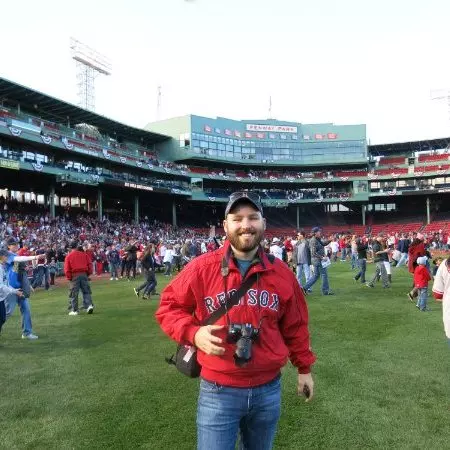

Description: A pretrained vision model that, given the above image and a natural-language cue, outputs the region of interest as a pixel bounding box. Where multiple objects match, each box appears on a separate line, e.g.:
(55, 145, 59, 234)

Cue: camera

(227, 323, 260, 367)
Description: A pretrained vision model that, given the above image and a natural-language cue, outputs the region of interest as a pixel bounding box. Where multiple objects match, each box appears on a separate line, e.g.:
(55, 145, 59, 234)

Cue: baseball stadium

(1, 73, 449, 449)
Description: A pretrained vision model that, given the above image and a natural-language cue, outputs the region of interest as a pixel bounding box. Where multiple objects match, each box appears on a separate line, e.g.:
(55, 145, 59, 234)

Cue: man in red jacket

(64, 241, 94, 315)
(156, 191, 316, 450)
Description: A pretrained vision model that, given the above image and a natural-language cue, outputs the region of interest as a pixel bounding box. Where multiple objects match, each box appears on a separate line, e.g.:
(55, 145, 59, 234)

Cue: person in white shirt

(201, 241, 207, 254)
(330, 239, 339, 262)
(269, 238, 283, 260)
(163, 244, 174, 276)
(432, 258, 450, 344)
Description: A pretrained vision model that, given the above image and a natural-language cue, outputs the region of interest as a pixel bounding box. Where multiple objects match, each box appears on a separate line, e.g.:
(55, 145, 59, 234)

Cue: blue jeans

(396, 253, 408, 268)
(417, 287, 428, 311)
(110, 262, 119, 278)
(350, 253, 358, 270)
(304, 262, 330, 294)
(197, 375, 281, 450)
(296, 263, 310, 286)
(5, 294, 33, 335)
(0, 301, 6, 333)
(354, 258, 366, 283)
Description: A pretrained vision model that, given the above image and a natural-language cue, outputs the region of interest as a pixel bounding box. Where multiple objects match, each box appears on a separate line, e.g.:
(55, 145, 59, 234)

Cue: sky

(1, 0, 450, 144)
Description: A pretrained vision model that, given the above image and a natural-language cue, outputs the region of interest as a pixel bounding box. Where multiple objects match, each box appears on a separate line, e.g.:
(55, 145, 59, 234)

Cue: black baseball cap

(225, 191, 263, 217)
(312, 227, 321, 234)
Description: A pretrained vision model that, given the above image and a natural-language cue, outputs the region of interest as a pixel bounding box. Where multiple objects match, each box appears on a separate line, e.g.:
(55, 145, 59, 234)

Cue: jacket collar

(221, 240, 273, 274)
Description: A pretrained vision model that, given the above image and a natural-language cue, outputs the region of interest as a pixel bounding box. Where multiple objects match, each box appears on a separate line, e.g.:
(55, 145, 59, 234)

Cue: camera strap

(202, 272, 258, 326)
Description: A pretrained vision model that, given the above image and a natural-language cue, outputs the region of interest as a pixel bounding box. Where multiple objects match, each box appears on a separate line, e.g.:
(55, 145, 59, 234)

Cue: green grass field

(1, 263, 449, 450)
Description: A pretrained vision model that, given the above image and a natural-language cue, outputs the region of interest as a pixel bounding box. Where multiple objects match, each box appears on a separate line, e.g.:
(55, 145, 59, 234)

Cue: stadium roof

(0, 77, 169, 145)
(369, 136, 450, 154)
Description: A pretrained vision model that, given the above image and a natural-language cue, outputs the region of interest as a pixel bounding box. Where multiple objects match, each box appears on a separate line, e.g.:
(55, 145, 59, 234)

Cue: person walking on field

(303, 227, 334, 295)
(156, 191, 315, 450)
(366, 234, 390, 289)
(64, 241, 94, 316)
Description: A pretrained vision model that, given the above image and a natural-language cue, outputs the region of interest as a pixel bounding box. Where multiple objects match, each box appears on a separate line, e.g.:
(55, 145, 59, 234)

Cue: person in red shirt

(156, 191, 315, 450)
(413, 256, 432, 311)
(64, 241, 94, 315)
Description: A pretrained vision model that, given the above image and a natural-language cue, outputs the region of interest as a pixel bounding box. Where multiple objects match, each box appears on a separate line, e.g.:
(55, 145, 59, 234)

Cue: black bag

(166, 273, 258, 378)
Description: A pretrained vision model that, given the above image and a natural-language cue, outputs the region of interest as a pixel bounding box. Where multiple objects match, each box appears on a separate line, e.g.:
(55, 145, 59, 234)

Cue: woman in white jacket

(432, 258, 450, 343)
(0, 249, 24, 336)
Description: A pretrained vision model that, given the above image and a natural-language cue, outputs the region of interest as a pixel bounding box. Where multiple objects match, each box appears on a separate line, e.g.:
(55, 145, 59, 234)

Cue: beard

(227, 228, 264, 254)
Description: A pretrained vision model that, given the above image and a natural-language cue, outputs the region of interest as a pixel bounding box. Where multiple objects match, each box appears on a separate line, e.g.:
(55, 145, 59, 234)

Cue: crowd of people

(0, 205, 448, 339)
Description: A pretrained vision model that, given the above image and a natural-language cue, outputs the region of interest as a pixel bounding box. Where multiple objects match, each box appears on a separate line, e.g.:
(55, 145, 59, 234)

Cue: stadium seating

(422, 220, 449, 234)
(379, 156, 406, 166)
(418, 153, 449, 163)
(374, 168, 409, 176)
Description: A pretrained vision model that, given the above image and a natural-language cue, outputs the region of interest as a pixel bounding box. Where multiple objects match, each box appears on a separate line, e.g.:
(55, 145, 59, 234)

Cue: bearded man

(155, 191, 315, 450)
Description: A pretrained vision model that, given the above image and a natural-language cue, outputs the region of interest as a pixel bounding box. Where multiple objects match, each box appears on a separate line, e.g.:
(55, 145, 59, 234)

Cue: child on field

(48, 258, 57, 285)
(414, 256, 432, 311)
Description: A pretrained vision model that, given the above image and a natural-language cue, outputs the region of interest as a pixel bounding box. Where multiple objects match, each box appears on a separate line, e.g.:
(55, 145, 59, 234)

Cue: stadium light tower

(70, 37, 112, 111)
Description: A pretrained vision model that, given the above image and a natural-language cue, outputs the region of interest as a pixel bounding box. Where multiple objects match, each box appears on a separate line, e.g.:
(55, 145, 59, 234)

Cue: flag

(327, 133, 337, 139)
(204, 125, 212, 132)
(292, 134, 298, 140)
(256, 132, 265, 139)
(303, 135, 310, 140)
(245, 132, 252, 138)
(8, 126, 22, 137)
(215, 127, 221, 134)
(234, 130, 241, 137)
(315, 134, 323, 140)
(41, 135, 52, 145)
(269, 133, 276, 139)
(225, 129, 232, 136)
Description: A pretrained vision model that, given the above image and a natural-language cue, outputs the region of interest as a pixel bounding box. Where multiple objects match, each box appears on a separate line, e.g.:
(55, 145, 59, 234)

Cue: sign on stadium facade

(0, 158, 20, 170)
(245, 124, 298, 133)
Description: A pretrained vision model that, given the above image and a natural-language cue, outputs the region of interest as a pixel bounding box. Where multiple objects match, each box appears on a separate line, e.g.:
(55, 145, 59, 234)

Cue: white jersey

(269, 244, 283, 260)
(432, 259, 450, 339)
(330, 242, 339, 253)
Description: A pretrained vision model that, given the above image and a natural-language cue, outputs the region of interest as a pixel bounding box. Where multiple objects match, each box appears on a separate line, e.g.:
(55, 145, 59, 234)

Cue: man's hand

(194, 325, 225, 356)
(297, 372, 314, 402)
(15, 288, 24, 297)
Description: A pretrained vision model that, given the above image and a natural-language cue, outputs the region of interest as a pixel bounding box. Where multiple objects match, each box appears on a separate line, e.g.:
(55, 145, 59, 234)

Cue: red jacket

(414, 265, 431, 288)
(64, 250, 93, 280)
(155, 241, 316, 387)
(408, 241, 426, 274)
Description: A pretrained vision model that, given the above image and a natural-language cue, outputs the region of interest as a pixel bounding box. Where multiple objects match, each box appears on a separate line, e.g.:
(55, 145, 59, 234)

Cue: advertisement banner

(0, 158, 20, 170)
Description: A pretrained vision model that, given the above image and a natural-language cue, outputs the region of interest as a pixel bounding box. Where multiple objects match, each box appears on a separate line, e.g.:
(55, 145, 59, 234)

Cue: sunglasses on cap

(228, 191, 261, 203)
